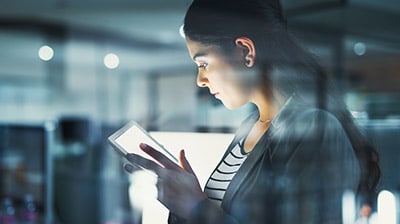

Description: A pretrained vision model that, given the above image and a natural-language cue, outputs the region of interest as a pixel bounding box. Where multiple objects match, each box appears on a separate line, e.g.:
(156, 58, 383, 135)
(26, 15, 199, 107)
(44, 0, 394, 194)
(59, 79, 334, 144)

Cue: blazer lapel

(220, 95, 296, 210)
(221, 129, 272, 210)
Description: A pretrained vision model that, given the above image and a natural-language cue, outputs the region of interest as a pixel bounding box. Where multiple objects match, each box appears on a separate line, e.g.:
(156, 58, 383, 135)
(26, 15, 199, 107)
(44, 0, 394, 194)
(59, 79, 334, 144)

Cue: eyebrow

(192, 52, 208, 61)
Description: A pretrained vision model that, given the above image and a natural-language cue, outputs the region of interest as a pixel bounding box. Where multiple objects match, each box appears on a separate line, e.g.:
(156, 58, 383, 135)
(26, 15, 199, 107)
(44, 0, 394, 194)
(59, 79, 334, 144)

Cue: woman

(124, 0, 380, 223)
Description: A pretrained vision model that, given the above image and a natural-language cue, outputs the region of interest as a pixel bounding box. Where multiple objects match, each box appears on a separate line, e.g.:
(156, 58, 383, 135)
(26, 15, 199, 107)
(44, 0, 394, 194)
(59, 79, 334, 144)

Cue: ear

(235, 37, 256, 67)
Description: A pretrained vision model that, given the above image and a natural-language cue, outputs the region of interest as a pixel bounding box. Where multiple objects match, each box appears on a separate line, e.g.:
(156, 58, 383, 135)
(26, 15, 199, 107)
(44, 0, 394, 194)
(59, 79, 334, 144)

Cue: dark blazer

(169, 98, 361, 224)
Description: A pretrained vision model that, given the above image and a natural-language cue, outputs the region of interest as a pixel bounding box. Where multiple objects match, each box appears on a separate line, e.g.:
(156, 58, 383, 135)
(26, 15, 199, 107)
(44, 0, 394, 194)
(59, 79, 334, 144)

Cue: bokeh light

(377, 190, 397, 224)
(353, 42, 367, 56)
(38, 45, 54, 61)
(104, 53, 120, 69)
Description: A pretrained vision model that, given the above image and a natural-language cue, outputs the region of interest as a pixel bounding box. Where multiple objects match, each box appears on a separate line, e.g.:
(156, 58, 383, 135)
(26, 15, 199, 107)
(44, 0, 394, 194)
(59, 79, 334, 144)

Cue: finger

(125, 152, 162, 173)
(140, 143, 180, 170)
(123, 163, 142, 173)
(179, 149, 195, 174)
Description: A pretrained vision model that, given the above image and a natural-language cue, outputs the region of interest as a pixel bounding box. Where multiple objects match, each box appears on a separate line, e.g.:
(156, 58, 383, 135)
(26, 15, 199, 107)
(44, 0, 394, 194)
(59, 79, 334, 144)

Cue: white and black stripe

(205, 139, 249, 206)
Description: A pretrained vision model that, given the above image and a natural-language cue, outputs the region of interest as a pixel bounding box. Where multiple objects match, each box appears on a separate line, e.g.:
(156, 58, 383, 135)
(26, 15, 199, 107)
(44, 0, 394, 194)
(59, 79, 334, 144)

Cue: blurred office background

(0, 0, 399, 223)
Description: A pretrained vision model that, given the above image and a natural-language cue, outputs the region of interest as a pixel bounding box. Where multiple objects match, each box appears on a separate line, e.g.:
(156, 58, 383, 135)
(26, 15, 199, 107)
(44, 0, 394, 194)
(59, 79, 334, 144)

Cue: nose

(196, 71, 208, 88)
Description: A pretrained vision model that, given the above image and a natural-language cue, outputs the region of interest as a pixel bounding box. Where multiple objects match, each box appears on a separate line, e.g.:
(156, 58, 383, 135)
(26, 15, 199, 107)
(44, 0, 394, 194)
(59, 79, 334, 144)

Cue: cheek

(217, 82, 250, 109)
(224, 70, 255, 95)
(208, 62, 256, 98)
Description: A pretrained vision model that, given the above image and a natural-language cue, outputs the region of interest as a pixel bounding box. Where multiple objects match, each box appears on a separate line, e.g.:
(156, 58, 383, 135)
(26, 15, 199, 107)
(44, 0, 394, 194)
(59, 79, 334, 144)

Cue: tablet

(108, 121, 178, 166)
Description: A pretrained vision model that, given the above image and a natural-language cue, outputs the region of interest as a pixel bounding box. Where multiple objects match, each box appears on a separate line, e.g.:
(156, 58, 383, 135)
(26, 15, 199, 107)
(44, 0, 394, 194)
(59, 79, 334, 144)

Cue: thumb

(123, 163, 142, 173)
(179, 149, 195, 174)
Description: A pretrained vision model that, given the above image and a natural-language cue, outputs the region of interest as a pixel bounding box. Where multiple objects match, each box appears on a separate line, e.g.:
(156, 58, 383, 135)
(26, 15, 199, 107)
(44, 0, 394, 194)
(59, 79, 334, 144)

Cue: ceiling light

(353, 42, 366, 56)
(38, 45, 54, 61)
(104, 53, 120, 69)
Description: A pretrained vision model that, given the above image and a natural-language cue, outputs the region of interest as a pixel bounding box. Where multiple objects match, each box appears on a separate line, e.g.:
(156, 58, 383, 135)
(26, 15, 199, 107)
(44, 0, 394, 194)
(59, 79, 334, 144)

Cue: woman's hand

(124, 143, 207, 218)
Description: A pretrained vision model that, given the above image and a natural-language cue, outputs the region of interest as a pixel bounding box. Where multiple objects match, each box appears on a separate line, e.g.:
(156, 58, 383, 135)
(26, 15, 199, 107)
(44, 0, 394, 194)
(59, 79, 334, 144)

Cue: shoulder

(300, 108, 346, 136)
(270, 105, 353, 158)
(275, 105, 344, 137)
(295, 108, 342, 130)
(298, 108, 339, 123)
(270, 95, 342, 133)
(286, 107, 354, 159)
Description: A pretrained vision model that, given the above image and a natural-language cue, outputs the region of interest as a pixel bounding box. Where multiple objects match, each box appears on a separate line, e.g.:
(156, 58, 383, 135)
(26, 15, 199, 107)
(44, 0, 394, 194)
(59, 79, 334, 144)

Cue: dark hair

(184, 0, 380, 199)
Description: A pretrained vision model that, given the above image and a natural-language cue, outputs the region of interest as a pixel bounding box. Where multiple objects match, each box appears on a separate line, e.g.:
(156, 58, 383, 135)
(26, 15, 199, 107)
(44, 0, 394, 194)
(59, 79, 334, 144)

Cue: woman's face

(185, 37, 259, 110)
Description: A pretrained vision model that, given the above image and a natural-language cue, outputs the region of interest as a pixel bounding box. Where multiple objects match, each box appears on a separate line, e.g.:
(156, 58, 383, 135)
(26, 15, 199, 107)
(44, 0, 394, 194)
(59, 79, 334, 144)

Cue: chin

(222, 101, 244, 110)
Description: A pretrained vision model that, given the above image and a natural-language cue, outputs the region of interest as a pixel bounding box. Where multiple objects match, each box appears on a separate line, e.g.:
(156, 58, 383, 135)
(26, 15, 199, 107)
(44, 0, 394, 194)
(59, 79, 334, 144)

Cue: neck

(252, 90, 285, 123)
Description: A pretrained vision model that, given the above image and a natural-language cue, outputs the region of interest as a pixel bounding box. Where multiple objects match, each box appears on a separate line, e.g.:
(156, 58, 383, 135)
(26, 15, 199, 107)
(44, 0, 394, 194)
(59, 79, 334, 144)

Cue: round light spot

(38, 45, 54, 61)
(104, 53, 120, 69)
(353, 42, 366, 56)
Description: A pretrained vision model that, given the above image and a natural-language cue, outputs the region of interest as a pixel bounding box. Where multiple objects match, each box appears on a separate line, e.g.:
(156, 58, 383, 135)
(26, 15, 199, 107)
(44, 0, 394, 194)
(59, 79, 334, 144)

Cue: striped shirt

(204, 138, 249, 206)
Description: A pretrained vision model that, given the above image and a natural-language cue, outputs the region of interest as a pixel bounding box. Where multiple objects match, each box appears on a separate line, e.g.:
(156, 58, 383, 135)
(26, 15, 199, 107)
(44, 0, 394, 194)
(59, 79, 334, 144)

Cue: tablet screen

(108, 121, 178, 165)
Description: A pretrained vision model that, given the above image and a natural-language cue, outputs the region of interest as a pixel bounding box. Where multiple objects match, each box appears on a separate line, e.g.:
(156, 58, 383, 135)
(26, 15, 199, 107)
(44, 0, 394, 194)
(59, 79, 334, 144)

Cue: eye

(198, 63, 208, 70)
